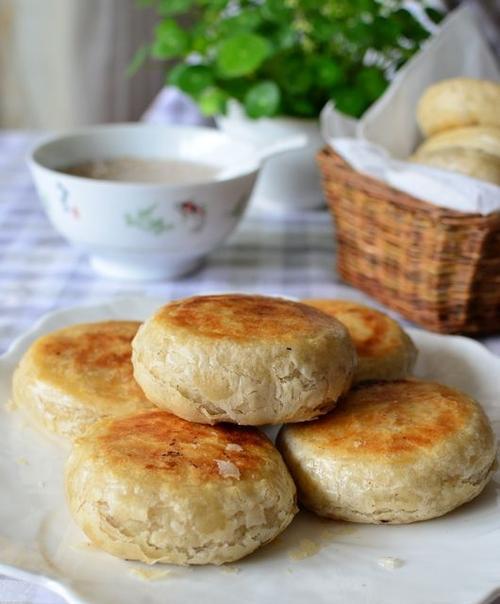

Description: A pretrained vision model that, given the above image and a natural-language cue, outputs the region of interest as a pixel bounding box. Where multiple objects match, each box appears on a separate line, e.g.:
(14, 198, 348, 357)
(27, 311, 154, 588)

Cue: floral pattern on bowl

(125, 204, 173, 235)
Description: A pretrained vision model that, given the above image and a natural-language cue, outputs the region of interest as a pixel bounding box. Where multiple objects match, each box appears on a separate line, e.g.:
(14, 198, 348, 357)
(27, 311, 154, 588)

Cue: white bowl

(28, 123, 262, 280)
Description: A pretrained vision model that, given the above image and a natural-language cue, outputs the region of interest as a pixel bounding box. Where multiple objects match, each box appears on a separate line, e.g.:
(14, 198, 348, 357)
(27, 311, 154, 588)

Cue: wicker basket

(317, 148, 500, 335)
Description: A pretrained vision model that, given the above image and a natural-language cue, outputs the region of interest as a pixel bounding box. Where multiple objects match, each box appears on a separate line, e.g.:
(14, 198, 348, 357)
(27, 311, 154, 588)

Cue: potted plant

(134, 0, 443, 210)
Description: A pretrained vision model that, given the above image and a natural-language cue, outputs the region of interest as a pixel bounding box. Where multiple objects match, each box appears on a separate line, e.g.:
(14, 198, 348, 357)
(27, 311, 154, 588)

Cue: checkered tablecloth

(1, 130, 499, 604)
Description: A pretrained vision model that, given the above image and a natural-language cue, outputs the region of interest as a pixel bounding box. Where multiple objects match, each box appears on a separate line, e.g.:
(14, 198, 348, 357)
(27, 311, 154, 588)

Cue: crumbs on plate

(129, 567, 174, 581)
(288, 538, 321, 561)
(377, 557, 405, 570)
(220, 565, 241, 574)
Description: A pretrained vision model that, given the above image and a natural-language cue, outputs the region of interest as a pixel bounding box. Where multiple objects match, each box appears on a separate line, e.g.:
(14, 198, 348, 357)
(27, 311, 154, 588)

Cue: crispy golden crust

(303, 300, 399, 357)
(278, 380, 497, 524)
(132, 295, 356, 425)
(12, 321, 154, 439)
(33, 321, 147, 402)
(155, 294, 338, 341)
(303, 300, 417, 383)
(91, 410, 277, 482)
(65, 410, 298, 565)
(285, 381, 473, 458)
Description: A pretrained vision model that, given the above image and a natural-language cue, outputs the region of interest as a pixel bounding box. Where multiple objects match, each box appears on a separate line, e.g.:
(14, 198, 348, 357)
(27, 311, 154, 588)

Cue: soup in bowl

(28, 123, 264, 280)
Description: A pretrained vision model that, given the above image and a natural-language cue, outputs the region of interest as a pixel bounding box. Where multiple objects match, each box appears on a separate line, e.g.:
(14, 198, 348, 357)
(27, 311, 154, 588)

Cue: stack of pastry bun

(11, 294, 497, 566)
(411, 77, 500, 185)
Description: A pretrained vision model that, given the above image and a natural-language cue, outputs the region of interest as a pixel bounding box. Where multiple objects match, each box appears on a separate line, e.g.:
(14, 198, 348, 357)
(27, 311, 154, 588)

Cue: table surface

(1, 130, 499, 604)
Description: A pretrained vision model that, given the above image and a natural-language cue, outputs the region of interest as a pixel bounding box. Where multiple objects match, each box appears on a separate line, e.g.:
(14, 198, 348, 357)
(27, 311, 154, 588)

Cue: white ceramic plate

(0, 297, 499, 604)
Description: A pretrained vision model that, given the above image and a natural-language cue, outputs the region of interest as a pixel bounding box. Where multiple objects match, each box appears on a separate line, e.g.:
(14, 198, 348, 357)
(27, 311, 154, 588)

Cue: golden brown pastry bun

(302, 299, 417, 384)
(12, 321, 154, 439)
(414, 126, 500, 159)
(411, 147, 500, 185)
(65, 410, 297, 565)
(417, 78, 500, 136)
(278, 380, 496, 524)
(132, 294, 356, 425)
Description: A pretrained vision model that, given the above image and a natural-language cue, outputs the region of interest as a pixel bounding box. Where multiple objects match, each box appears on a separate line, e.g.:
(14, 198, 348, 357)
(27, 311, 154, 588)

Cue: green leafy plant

(134, 0, 444, 119)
